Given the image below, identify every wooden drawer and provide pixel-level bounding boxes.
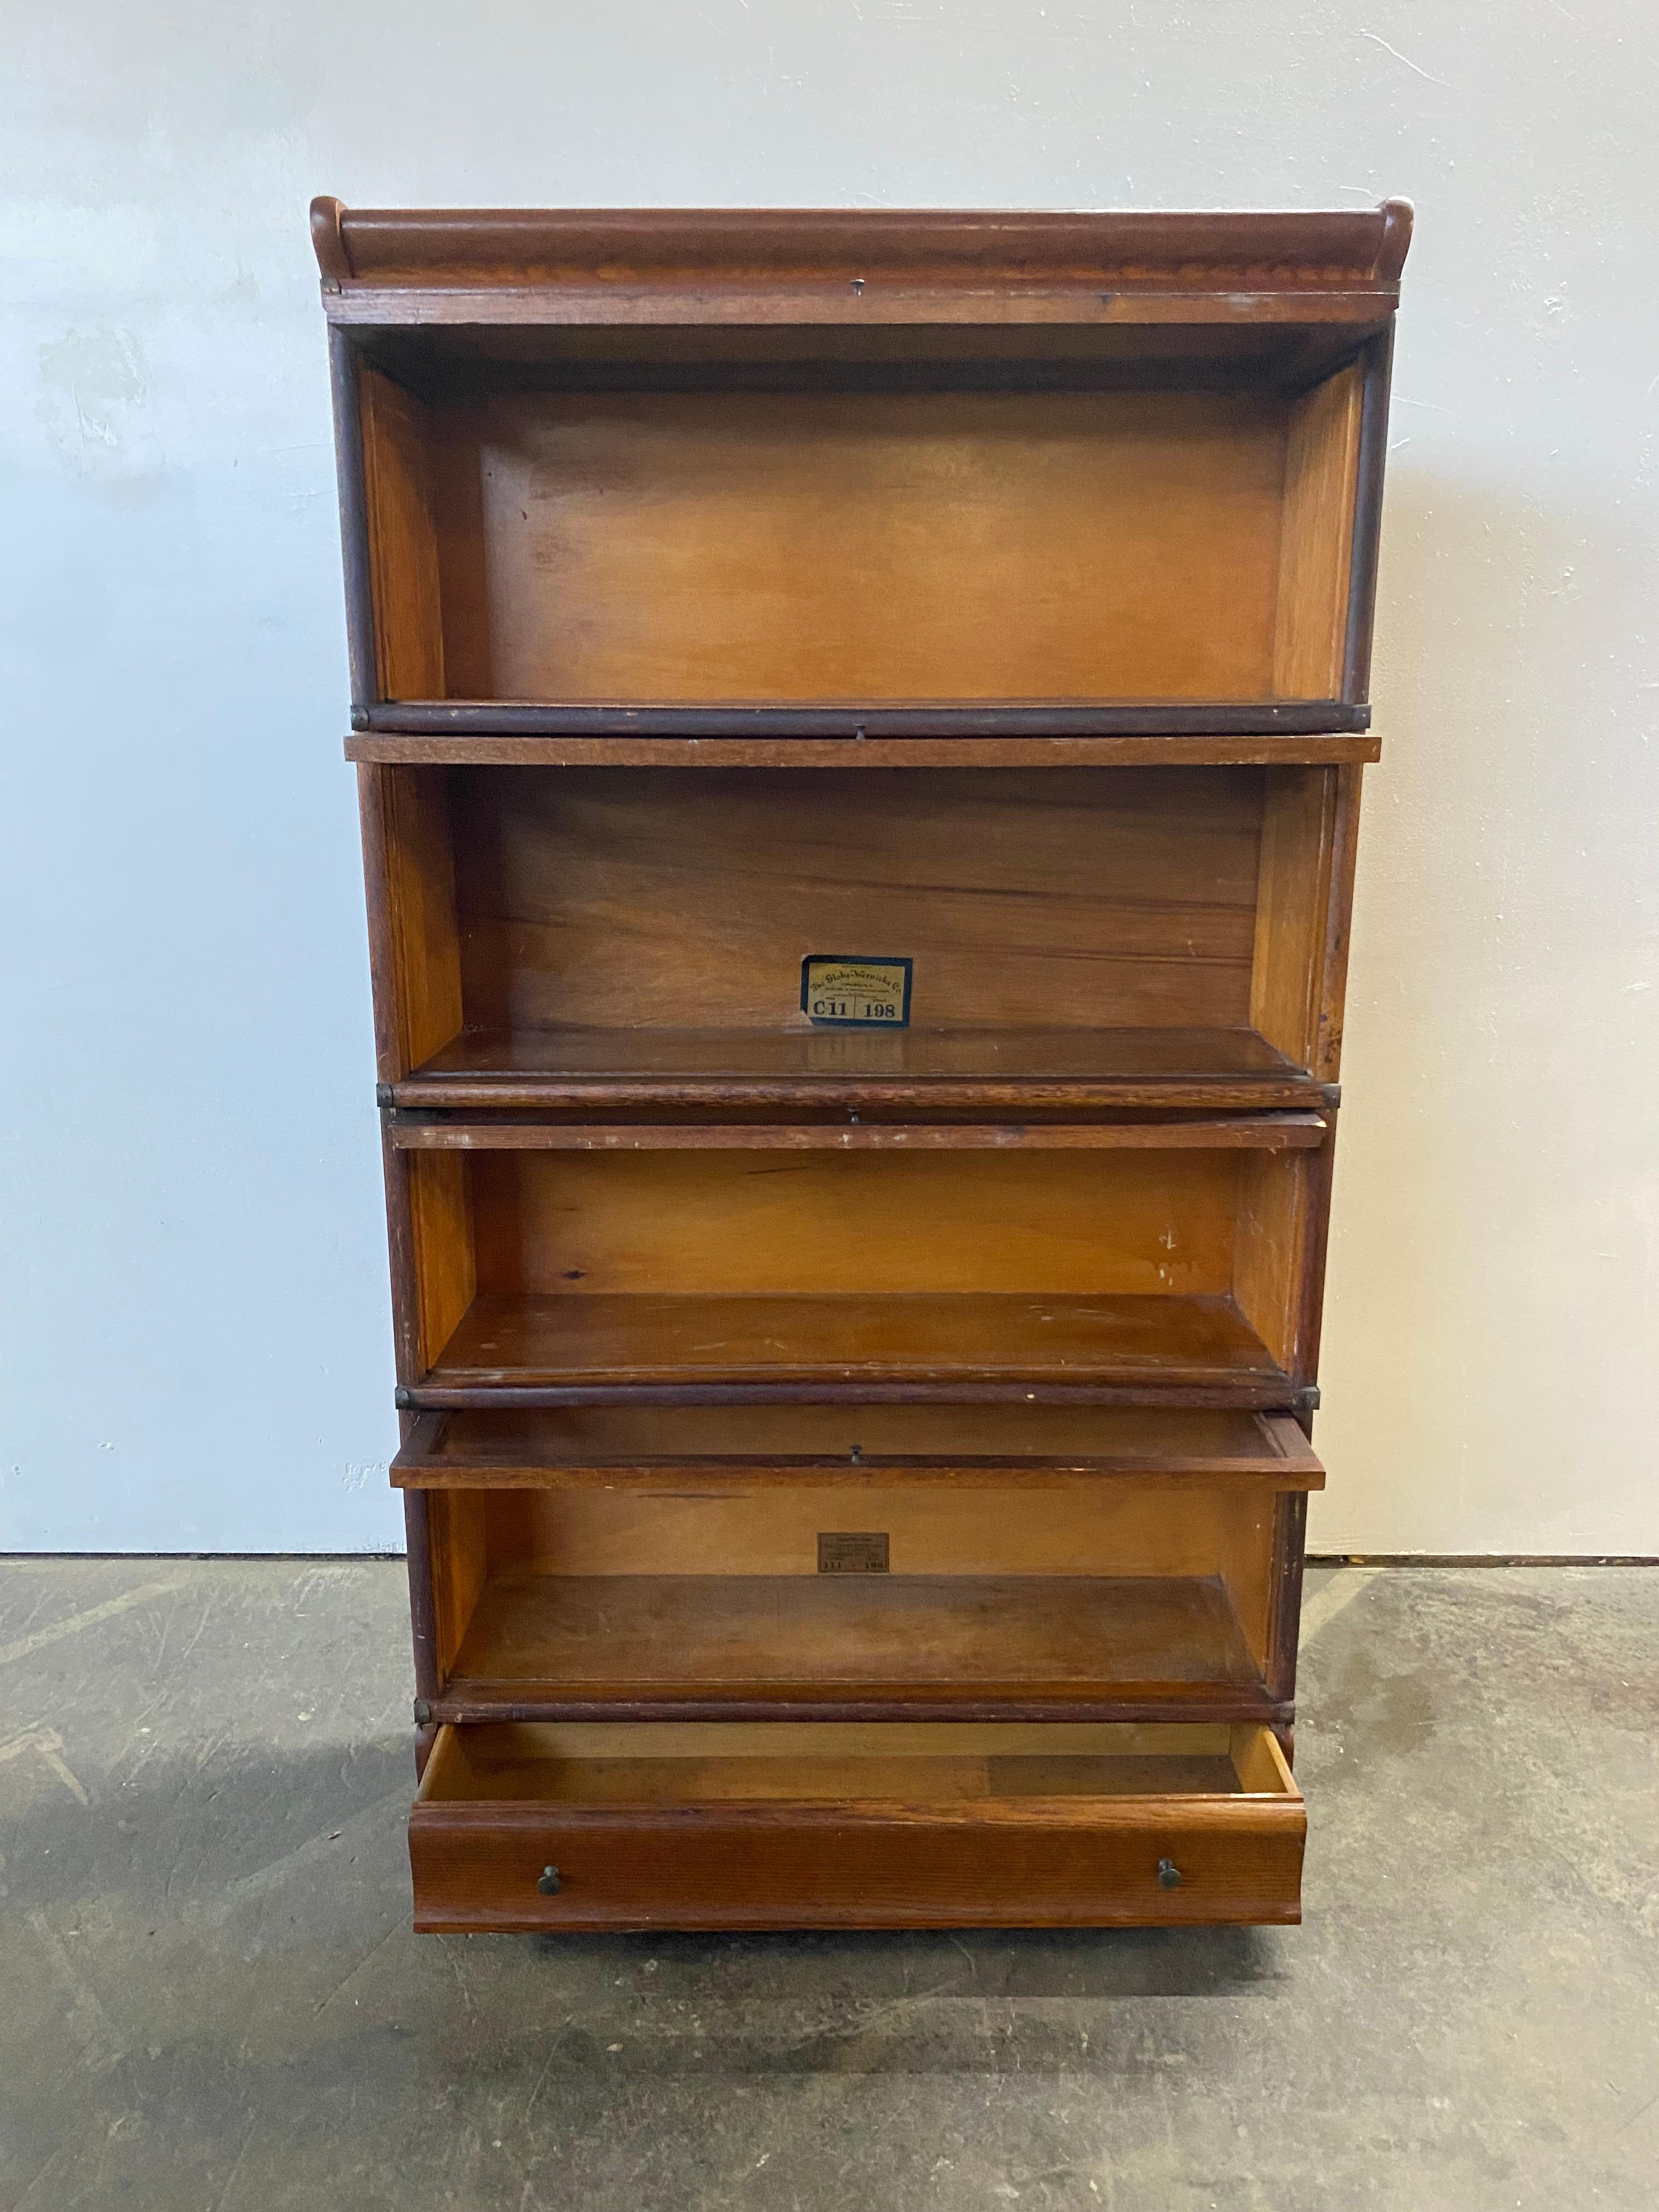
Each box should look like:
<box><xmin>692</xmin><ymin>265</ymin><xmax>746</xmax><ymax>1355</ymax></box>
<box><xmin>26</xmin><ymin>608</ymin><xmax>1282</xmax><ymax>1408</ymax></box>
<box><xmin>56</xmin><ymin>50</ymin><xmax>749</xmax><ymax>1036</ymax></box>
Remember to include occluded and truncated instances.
<box><xmin>409</xmin><ymin>1720</ymin><xmax>1304</xmax><ymax>1932</ymax></box>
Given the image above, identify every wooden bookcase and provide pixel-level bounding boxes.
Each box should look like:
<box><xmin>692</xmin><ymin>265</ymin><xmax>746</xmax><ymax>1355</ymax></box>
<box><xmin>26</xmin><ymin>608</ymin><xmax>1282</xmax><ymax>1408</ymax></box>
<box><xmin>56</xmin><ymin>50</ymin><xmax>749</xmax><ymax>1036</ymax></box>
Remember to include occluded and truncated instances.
<box><xmin>316</xmin><ymin>196</ymin><xmax>1409</xmax><ymax>1933</ymax></box>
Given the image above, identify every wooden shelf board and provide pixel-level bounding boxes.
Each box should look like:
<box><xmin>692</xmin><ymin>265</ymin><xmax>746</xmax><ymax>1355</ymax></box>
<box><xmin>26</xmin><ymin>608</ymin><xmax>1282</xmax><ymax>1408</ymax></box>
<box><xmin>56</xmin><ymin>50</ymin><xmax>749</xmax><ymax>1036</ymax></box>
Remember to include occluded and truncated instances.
<box><xmin>415</xmin><ymin>1291</ymin><xmax>1295</xmax><ymax>1406</ymax></box>
<box><xmin>389</xmin><ymin>1115</ymin><xmax>1326</xmax><ymax>1154</ymax></box>
<box><xmin>392</xmin><ymin>1406</ymin><xmax>1324</xmax><ymax>1489</ymax></box>
<box><xmin>442</xmin><ymin>1571</ymin><xmax>1267</xmax><ymax>1717</ymax></box>
<box><xmin>392</xmin><ymin>1024</ymin><xmax>1321</xmax><ymax>1115</ymax></box>
<box><xmin>348</xmin><ymin>719</ymin><xmax>1381</xmax><ymax>770</ymax></box>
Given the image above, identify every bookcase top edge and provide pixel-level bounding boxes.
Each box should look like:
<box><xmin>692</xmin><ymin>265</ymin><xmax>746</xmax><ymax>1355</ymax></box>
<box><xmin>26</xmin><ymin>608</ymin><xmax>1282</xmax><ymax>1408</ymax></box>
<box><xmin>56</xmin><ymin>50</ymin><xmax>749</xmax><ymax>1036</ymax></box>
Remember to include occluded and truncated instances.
<box><xmin>310</xmin><ymin>196</ymin><xmax>1413</xmax><ymax>308</ymax></box>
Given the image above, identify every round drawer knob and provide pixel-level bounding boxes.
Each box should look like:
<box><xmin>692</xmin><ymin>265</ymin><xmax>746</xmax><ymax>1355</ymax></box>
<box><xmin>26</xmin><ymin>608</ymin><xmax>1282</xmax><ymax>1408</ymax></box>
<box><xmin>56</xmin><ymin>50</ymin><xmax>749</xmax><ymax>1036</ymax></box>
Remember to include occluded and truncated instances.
<box><xmin>1157</xmin><ymin>1858</ymin><xmax>1182</xmax><ymax>1888</ymax></box>
<box><xmin>537</xmin><ymin>1865</ymin><xmax>562</xmax><ymax>1896</ymax></box>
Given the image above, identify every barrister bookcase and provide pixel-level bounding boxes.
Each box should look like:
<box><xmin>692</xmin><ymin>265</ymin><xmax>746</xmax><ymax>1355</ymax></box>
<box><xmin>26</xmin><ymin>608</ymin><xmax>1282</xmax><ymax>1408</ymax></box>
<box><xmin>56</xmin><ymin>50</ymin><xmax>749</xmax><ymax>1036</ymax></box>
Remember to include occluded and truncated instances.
<box><xmin>315</xmin><ymin>195</ymin><xmax>1409</xmax><ymax>1933</ymax></box>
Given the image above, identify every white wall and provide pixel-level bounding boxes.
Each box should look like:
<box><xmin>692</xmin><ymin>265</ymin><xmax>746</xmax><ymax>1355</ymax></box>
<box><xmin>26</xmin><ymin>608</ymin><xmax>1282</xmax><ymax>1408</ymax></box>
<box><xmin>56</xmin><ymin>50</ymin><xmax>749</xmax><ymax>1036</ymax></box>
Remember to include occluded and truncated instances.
<box><xmin>4</xmin><ymin>0</ymin><xmax>1656</xmax><ymax>1554</ymax></box>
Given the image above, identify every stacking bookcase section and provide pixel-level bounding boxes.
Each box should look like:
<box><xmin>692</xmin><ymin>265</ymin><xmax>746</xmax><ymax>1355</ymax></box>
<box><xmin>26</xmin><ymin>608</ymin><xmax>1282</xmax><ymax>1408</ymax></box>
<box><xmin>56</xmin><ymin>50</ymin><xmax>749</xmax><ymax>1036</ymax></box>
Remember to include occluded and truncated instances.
<box><xmin>388</xmin><ymin>1125</ymin><xmax>1325</xmax><ymax>1404</ymax></box>
<box><xmin>395</xmin><ymin>1407</ymin><xmax>1321</xmax><ymax>1730</ymax></box>
<box><xmin>323</xmin><ymin>197</ymin><xmax>1408</xmax><ymax>1934</ymax></box>
<box><xmin>317</xmin><ymin>198</ymin><xmax>1408</xmax><ymax>737</ymax></box>
<box><xmin>409</xmin><ymin>1721</ymin><xmax>1305</xmax><ymax>1932</ymax></box>
<box><xmin>359</xmin><ymin>761</ymin><xmax>1359</xmax><ymax>1118</ymax></box>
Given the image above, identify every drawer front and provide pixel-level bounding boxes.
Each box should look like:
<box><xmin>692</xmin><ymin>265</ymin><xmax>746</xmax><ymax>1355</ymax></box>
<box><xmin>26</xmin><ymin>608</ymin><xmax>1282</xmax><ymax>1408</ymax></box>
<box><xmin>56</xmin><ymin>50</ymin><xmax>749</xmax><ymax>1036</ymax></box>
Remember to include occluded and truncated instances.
<box><xmin>409</xmin><ymin>1797</ymin><xmax>1304</xmax><ymax>1933</ymax></box>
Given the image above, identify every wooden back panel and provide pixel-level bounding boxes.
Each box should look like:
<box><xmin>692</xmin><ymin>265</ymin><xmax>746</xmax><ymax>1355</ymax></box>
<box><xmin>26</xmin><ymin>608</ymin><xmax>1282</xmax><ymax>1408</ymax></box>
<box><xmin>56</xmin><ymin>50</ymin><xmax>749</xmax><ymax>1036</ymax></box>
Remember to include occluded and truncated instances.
<box><xmin>483</xmin><ymin>1482</ymin><xmax>1269</xmax><ymax>1585</ymax></box>
<box><xmin>432</xmin><ymin>388</ymin><xmax>1288</xmax><ymax>702</ymax></box>
<box><xmin>468</xmin><ymin>1147</ymin><xmax>1246</xmax><ymax>1298</ymax></box>
<box><xmin>453</xmin><ymin>765</ymin><xmax>1265</xmax><ymax>1034</ymax></box>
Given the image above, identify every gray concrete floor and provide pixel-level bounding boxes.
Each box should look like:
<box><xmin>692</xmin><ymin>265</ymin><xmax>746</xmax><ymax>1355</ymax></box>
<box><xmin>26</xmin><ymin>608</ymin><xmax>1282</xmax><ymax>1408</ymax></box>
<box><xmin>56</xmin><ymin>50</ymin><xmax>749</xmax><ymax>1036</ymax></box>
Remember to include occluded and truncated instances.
<box><xmin>2</xmin><ymin>1560</ymin><xmax>1655</xmax><ymax>2212</ymax></box>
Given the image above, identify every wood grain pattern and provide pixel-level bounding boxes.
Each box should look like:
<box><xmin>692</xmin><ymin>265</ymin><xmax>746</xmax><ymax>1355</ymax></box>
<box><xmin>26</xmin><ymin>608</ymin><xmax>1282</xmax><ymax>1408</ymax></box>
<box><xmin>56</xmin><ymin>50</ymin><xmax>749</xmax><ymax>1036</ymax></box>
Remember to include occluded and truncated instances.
<box><xmin>1273</xmin><ymin>364</ymin><xmax>1362</xmax><ymax>699</ymax></box>
<box><xmin>390</xmin><ymin>1404</ymin><xmax>1325</xmax><ymax>1489</ymax></box>
<box><xmin>379</xmin><ymin>768</ymin><xmax>462</xmax><ymax>1077</ymax></box>
<box><xmin>426</xmin><ymin>1489</ymin><xmax>489</xmax><ymax>1678</ymax></box>
<box><xmin>1216</xmin><ymin>1489</ymin><xmax>1277</xmax><ymax>1672</ymax></box>
<box><xmin>408</xmin><ymin>1796</ymin><xmax>1305</xmax><ymax>1931</ymax></box>
<box><xmin>1232</xmin><ymin>1147</ymin><xmax>1313</xmax><ymax>1378</ymax></box>
<box><xmin>358</xmin><ymin>367</ymin><xmax>445</xmax><ymax>701</ymax></box>
<box><xmin>416</xmin><ymin>1290</ymin><xmax>1292</xmax><ymax>1402</ymax></box>
<box><xmin>449</xmin><ymin>390</ymin><xmax>1285</xmax><ymax>703</ymax></box>
<box><xmin>387</xmin><ymin>1114</ymin><xmax>1327</xmax><ymax>1153</ymax></box>
<box><xmin>406</xmin><ymin>1152</ymin><xmax>474</xmax><ymax>1373</ymax></box>
<box><xmin>407</xmin><ymin>1718</ymin><xmax>1304</xmax><ymax>1931</ymax></box>
<box><xmin>317</xmin><ymin>199</ymin><xmax>1410</xmax><ymax>298</ymax></box>
<box><xmin>445</xmin><ymin>1570</ymin><xmax>1265</xmax><ymax>1707</ymax></box>
<box><xmin>319</xmin><ymin>198</ymin><xmax>1406</xmax><ymax>1933</ymax></box>
<box><xmin>469</xmin><ymin>1147</ymin><xmax>1240</xmax><ymax>1297</ymax></box>
<box><xmin>452</xmin><ymin>765</ymin><xmax>1264</xmax><ymax>1036</ymax></box>
<box><xmin>1250</xmin><ymin>766</ymin><xmax>1340</xmax><ymax>1070</ymax></box>
<box><xmin>481</xmin><ymin>1483</ymin><xmax>1277</xmax><ymax>1579</ymax></box>
<box><xmin>349</xmin><ymin>721</ymin><xmax>1378</xmax><ymax>754</ymax></box>
<box><xmin>393</xmin><ymin>1023</ymin><xmax>1318</xmax><ymax>1115</ymax></box>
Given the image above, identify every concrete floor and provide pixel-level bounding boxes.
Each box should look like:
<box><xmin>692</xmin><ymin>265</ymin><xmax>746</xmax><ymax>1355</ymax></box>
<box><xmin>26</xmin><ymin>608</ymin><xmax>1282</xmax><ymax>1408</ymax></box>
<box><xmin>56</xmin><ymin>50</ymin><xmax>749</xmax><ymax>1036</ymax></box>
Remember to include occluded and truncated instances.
<box><xmin>2</xmin><ymin>1561</ymin><xmax>1655</xmax><ymax>2212</ymax></box>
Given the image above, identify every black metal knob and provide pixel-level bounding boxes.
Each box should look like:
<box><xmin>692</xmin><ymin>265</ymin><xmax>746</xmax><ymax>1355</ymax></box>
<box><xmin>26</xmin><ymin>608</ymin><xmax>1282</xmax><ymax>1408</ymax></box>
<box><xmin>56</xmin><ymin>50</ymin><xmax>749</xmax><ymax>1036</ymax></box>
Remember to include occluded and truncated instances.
<box><xmin>1157</xmin><ymin>1858</ymin><xmax>1182</xmax><ymax>1888</ymax></box>
<box><xmin>537</xmin><ymin>1865</ymin><xmax>562</xmax><ymax>1896</ymax></box>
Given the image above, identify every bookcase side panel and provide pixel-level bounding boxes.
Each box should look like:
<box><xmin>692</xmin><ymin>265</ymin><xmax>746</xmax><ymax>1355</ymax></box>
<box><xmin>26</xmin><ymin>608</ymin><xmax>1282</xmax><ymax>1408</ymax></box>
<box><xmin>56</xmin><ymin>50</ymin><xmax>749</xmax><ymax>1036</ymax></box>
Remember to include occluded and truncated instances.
<box><xmin>358</xmin><ymin>763</ymin><xmax>464</xmax><ymax>1081</ymax></box>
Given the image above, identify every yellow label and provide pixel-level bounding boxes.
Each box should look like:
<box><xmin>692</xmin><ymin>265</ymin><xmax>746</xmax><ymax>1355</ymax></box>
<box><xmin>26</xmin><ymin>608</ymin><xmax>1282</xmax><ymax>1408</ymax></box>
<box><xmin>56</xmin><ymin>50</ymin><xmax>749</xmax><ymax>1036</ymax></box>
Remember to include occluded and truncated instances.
<box><xmin>801</xmin><ymin>956</ymin><xmax>912</xmax><ymax>1028</ymax></box>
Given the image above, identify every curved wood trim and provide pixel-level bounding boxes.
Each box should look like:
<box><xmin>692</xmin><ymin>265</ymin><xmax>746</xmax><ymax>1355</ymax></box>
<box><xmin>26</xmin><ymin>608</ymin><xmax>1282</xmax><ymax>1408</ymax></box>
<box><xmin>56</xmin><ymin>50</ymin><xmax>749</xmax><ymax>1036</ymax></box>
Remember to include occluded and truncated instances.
<box><xmin>1375</xmin><ymin>196</ymin><xmax>1415</xmax><ymax>283</ymax></box>
<box><xmin>309</xmin><ymin>194</ymin><xmax>352</xmax><ymax>286</ymax></box>
<box><xmin>311</xmin><ymin>199</ymin><xmax>1413</xmax><ymax>296</ymax></box>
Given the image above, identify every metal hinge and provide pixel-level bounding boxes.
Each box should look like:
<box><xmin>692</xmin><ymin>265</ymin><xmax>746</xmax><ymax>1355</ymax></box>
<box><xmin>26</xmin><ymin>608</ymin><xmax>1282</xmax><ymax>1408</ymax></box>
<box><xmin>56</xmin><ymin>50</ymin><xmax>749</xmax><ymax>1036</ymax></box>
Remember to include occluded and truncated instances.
<box><xmin>1296</xmin><ymin>1384</ymin><xmax>1322</xmax><ymax>1413</ymax></box>
<box><xmin>351</xmin><ymin>706</ymin><xmax>369</xmax><ymax>731</ymax></box>
<box><xmin>394</xmin><ymin>1385</ymin><xmax>414</xmax><ymax>1410</ymax></box>
<box><xmin>1321</xmin><ymin>1082</ymin><xmax>1342</xmax><ymax>1109</ymax></box>
<box><xmin>376</xmin><ymin>1082</ymin><xmax>394</xmax><ymax>1110</ymax></box>
<box><xmin>413</xmin><ymin>1699</ymin><xmax>433</xmax><ymax>1726</ymax></box>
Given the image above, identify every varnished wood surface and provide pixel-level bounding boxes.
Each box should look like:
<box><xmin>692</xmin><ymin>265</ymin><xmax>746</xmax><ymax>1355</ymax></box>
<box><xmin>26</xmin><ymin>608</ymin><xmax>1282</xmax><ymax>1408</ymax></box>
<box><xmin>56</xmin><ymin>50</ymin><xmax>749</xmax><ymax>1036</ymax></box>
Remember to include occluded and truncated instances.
<box><xmin>347</xmin><ymin>726</ymin><xmax>1382</xmax><ymax>763</ymax></box>
<box><xmin>422</xmin><ymin>1719</ymin><xmax>1251</xmax><ymax>1802</ymax></box>
<box><xmin>390</xmin><ymin>1404</ymin><xmax>1324</xmax><ymax>1489</ymax></box>
<box><xmin>416</xmin><ymin>1291</ymin><xmax>1290</xmax><ymax>1402</ymax></box>
<box><xmin>359</xmin><ymin>368</ymin><xmax>445</xmax><ymax>700</ymax></box>
<box><xmin>314</xmin><ymin>199</ymin><xmax>1410</xmax><ymax>290</ymax></box>
<box><xmin>409</xmin><ymin>1797</ymin><xmax>1305</xmax><ymax>1931</ymax></box>
<box><xmin>421</xmin><ymin>1718</ymin><xmax>1293</xmax><ymax>1790</ymax></box>
<box><xmin>467</xmin><ymin>1146</ymin><xmax>1252</xmax><ymax>1295</ymax></box>
<box><xmin>323</xmin><ymin>204</ymin><xmax>1408</xmax><ymax>1933</ymax></box>
<box><xmin>389</xmin><ymin>1114</ymin><xmax>1327</xmax><ymax>1154</ymax></box>
<box><xmin>444</xmin><ymin>1570</ymin><xmax>1263</xmax><ymax>1708</ymax></box>
<box><xmin>450</xmin><ymin>765</ymin><xmax>1265</xmax><ymax>1037</ymax></box>
<box><xmin>452</xmin><ymin>390</ymin><xmax>1288</xmax><ymax>705</ymax></box>
<box><xmin>392</xmin><ymin>1022</ymin><xmax>1321</xmax><ymax>1113</ymax></box>
<box><xmin>407</xmin><ymin>1719</ymin><xmax>1304</xmax><ymax>1930</ymax></box>
<box><xmin>1273</xmin><ymin>364</ymin><xmax>1362</xmax><ymax>699</ymax></box>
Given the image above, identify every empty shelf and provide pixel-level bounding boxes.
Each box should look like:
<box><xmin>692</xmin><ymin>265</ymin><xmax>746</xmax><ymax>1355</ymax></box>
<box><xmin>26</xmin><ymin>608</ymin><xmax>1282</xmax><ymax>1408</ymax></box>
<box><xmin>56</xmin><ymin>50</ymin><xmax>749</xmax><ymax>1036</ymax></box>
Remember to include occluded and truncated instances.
<box><xmin>443</xmin><ymin>1571</ymin><xmax>1268</xmax><ymax>1718</ymax></box>
<box><xmin>415</xmin><ymin>1291</ymin><xmax>1295</xmax><ymax>1405</ymax></box>
<box><xmin>393</xmin><ymin>1024</ymin><xmax>1318</xmax><ymax>1114</ymax></box>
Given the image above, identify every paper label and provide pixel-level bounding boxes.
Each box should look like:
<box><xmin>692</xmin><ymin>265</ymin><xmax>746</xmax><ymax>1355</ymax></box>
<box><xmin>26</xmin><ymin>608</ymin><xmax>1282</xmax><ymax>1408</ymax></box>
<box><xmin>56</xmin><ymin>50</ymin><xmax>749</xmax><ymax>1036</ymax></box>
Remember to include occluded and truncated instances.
<box><xmin>817</xmin><ymin>1532</ymin><xmax>890</xmax><ymax>1574</ymax></box>
<box><xmin>800</xmin><ymin>956</ymin><xmax>912</xmax><ymax>1028</ymax></box>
